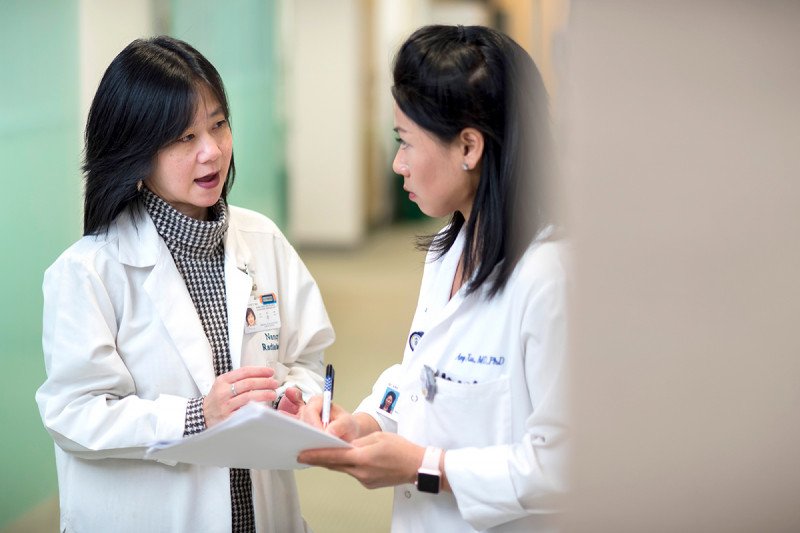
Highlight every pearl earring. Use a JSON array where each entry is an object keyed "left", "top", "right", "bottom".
[
  {"left": 136, "top": 180, "right": 143, "bottom": 192},
  {"left": 461, "top": 162, "right": 469, "bottom": 171}
]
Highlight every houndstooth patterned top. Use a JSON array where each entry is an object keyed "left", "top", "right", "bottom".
[{"left": 144, "top": 189, "right": 256, "bottom": 533}]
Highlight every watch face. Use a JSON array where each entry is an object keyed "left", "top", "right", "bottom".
[{"left": 417, "top": 472, "right": 440, "bottom": 494}]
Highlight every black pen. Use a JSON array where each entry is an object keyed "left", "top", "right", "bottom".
[{"left": 322, "top": 364, "right": 334, "bottom": 428}]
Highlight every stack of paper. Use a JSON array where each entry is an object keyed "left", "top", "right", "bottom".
[{"left": 146, "top": 402, "right": 350, "bottom": 470}]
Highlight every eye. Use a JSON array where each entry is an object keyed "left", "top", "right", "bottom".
[
  {"left": 213, "top": 119, "right": 228, "bottom": 129},
  {"left": 394, "top": 136, "right": 408, "bottom": 148},
  {"left": 177, "top": 133, "right": 195, "bottom": 143}
]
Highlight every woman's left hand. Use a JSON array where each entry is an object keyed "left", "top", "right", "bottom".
[
  {"left": 298, "top": 432, "right": 425, "bottom": 489},
  {"left": 275, "top": 386, "right": 305, "bottom": 418}
]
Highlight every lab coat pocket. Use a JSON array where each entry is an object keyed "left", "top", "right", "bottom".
[
  {"left": 241, "top": 328, "right": 287, "bottom": 381},
  {"left": 421, "top": 376, "right": 512, "bottom": 450}
]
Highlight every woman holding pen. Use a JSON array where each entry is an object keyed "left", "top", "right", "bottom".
[
  {"left": 299, "top": 24, "right": 568, "bottom": 533},
  {"left": 36, "top": 36, "right": 333, "bottom": 533}
]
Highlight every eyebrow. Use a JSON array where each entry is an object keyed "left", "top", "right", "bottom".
[
  {"left": 209, "top": 106, "right": 225, "bottom": 118},
  {"left": 393, "top": 127, "right": 407, "bottom": 133}
]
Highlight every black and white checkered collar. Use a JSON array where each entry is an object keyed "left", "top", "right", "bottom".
[{"left": 143, "top": 187, "right": 228, "bottom": 257}]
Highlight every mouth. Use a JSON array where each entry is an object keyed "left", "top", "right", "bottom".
[{"left": 194, "top": 172, "right": 220, "bottom": 189}]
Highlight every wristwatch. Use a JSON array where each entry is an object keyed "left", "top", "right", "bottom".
[{"left": 416, "top": 446, "right": 443, "bottom": 494}]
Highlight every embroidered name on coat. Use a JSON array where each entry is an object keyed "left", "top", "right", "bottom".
[
  {"left": 455, "top": 353, "right": 505, "bottom": 365},
  {"left": 261, "top": 331, "right": 279, "bottom": 351}
]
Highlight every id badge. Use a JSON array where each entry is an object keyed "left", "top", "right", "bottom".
[
  {"left": 377, "top": 383, "right": 401, "bottom": 421},
  {"left": 244, "top": 292, "right": 281, "bottom": 334}
]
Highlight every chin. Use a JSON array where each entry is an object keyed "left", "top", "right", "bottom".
[
  {"left": 199, "top": 190, "right": 224, "bottom": 205},
  {"left": 419, "top": 207, "right": 445, "bottom": 219}
]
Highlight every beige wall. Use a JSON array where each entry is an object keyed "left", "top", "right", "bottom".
[
  {"left": 284, "top": 0, "right": 367, "bottom": 246},
  {"left": 491, "top": 0, "right": 569, "bottom": 98},
  {"left": 562, "top": 2, "right": 800, "bottom": 531},
  {"left": 79, "top": 0, "right": 156, "bottom": 128}
]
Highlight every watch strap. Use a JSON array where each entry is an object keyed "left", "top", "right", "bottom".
[
  {"left": 420, "top": 446, "right": 442, "bottom": 472},
  {"left": 416, "top": 446, "right": 442, "bottom": 494}
]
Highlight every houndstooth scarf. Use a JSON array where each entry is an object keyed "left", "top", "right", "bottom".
[{"left": 144, "top": 189, "right": 255, "bottom": 533}]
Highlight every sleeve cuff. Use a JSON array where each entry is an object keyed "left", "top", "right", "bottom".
[
  {"left": 446, "top": 446, "right": 526, "bottom": 531},
  {"left": 354, "top": 397, "right": 396, "bottom": 433},
  {"left": 182, "top": 397, "right": 206, "bottom": 436}
]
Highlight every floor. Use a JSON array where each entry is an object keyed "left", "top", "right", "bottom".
[{"left": 4, "top": 218, "right": 440, "bottom": 533}]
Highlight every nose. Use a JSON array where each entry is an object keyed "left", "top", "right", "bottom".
[
  {"left": 392, "top": 149, "right": 409, "bottom": 177},
  {"left": 197, "top": 134, "right": 222, "bottom": 164}
]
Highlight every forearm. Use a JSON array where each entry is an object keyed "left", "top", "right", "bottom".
[
  {"left": 39, "top": 392, "right": 188, "bottom": 460},
  {"left": 354, "top": 412, "right": 382, "bottom": 438}
]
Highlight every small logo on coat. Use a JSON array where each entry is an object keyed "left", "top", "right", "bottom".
[{"left": 408, "top": 331, "right": 424, "bottom": 351}]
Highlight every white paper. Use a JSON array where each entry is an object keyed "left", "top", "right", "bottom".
[{"left": 146, "top": 402, "right": 350, "bottom": 470}]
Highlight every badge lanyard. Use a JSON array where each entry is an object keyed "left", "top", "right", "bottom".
[{"left": 242, "top": 265, "right": 281, "bottom": 333}]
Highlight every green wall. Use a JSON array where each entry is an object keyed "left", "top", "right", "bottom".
[
  {"left": 0, "top": 1, "right": 284, "bottom": 528},
  {"left": 0, "top": 2, "right": 80, "bottom": 528},
  {"left": 172, "top": 0, "right": 286, "bottom": 226}
]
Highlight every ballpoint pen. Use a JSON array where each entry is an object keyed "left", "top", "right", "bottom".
[{"left": 322, "top": 364, "right": 334, "bottom": 428}]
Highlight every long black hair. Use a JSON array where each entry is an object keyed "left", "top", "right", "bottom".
[
  {"left": 82, "top": 36, "right": 235, "bottom": 235},
  {"left": 392, "top": 25, "right": 552, "bottom": 297}
]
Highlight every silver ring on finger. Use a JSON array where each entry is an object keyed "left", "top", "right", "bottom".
[{"left": 231, "top": 382, "right": 238, "bottom": 397}]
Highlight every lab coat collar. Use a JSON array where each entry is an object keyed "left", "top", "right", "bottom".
[
  {"left": 420, "top": 228, "right": 470, "bottom": 338},
  {"left": 114, "top": 207, "right": 161, "bottom": 267},
  {"left": 223, "top": 216, "right": 255, "bottom": 369},
  {"left": 112, "top": 206, "right": 263, "bottom": 384},
  {"left": 115, "top": 207, "right": 218, "bottom": 393}
]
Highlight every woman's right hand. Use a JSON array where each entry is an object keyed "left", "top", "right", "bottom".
[
  {"left": 301, "top": 396, "right": 376, "bottom": 442},
  {"left": 203, "top": 366, "right": 279, "bottom": 428}
]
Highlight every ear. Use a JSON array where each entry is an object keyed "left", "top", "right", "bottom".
[{"left": 458, "top": 127, "right": 484, "bottom": 170}]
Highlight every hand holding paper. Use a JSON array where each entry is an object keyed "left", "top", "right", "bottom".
[{"left": 146, "top": 402, "right": 351, "bottom": 470}]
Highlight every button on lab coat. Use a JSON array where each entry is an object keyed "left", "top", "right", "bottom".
[
  {"left": 356, "top": 228, "right": 568, "bottom": 532},
  {"left": 36, "top": 205, "right": 334, "bottom": 533}
]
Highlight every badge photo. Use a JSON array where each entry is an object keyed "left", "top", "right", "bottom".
[
  {"left": 244, "top": 292, "right": 281, "bottom": 334},
  {"left": 379, "top": 386, "right": 399, "bottom": 414}
]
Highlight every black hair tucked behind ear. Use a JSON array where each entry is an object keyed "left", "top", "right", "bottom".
[{"left": 82, "top": 35, "right": 235, "bottom": 235}]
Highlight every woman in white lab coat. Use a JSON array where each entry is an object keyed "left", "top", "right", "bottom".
[
  {"left": 299, "top": 25, "right": 567, "bottom": 532},
  {"left": 35, "top": 36, "right": 333, "bottom": 533}
]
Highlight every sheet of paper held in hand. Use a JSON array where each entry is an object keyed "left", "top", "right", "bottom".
[{"left": 146, "top": 402, "right": 351, "bottom": 470}]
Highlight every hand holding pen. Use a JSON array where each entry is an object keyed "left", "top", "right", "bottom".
[{"left": 301, "top": 376, "right": 379, "bottom": 443}]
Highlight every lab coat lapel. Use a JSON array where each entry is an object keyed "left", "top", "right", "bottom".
[
  {"left": 421, "top": 229, "right": 468, "bottom": 336},
  {"left": 117, "top": 210, "right": 216, "bottom": 394},
  {"left": 224, "top": 222, "right": 253, "bottom": 370}
]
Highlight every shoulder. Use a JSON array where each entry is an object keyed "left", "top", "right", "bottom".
[
  {"left": 499, "top": 237, "right": 570, "bottom": 311},
  {"left": 45, "top": 228, "right": 122, "bottom": 281},
  {"left": 227, "top": 205, "right": 284, "bottom": 239},
  {"left": 226, "top": 204, "right": 301, "bottom": 262},
  {"left": 517, "top": 239, "right": 569, "bottom": 286}
]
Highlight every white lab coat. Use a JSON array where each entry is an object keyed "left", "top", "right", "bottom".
[
  {"left": 36, "top": 205, "right": 334, "bottom": 533},
  {"left": 356, "top": 227, "right": 568, "bottom": 533}
]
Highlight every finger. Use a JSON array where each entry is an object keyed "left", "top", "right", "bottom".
[
  {"left": 224, "top": 366, "right": 275, "bottom": 382},
  {"left": 325, "top": 418, "right": 353, "bottom": 440},
  {"left": 350, "top": 432, "right": 382, "bottom": 447},
  {"left": 301, "top": 396, "right": 324, "bottom": 428},
  {"left": 229, "top": 389, "right": 277, "bottom": 411},
  {"left": 305, "top": 395, "right": 323, "bottom": 412},
  {"left": 277, "top": 396, "right": 301, "bottom": 416},
  {"left": 284, "top": 386, "right": 304, "bottom": 405},
  {"left": 234, "top": 377, "right": 280, "bottom": 395},
  {"left": 297, "top": 447, "right": 356, "bottom": 467}
]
